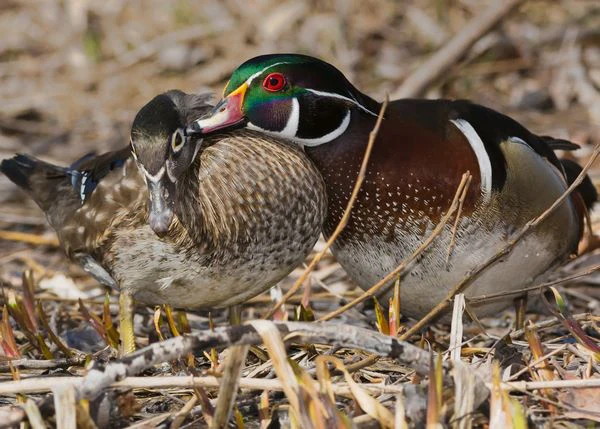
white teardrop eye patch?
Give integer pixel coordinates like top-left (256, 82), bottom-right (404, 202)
top-left (171, 128), bottom-right (185, 153)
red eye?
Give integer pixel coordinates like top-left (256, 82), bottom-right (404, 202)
top-left (263, 72), bottom-right (286, 92)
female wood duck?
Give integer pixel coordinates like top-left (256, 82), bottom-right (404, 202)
top-left (1, 89), bottom-right (327, 353)
top-left (186, 53), bottom-right (597, 319)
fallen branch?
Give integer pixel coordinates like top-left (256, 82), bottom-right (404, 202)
top-left (74, 321), bottom-right (444, 401)
top-left (0, 357), bottom-right (85, 372)
top-left (392, 0), bottom-right (525, 98)
top-left (0, 320), bottom-right (455, 427)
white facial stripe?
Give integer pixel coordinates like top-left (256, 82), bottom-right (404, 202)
top-left (450, 119), bottom-right (492, 199)
top-left (245, 61), bottom-right (294, 87)
top-left (305, 88), bottom-right (378, 117)
top-left (280, 97), bottom-right (299, 137)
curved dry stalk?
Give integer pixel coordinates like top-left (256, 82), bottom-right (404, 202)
top-left (264, 98), bottom-right (390, 319)
top-left (509, 312), bottom-right (596, 339)
top-left (400, 142), bottom-right (600, 341)
top-left (468, 262), bottom-right (600, 304)
top-left (318, 171), bottom-right (472, 322)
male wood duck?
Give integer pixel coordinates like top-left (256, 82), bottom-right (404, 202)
top-left (1, 89), bottom-right (327, 353)
top-left (185, 53), bottom-right (597, 319)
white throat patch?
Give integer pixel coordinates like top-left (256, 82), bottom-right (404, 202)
top-left (246, 99), bottom-right (351, 147)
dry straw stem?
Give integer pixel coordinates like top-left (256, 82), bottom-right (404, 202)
top-left (392, 0), bottom-right (526, 98)
top-left (52, 384), bottom-right (76, 429)
top-left (400, 142), bottom-right (600, 341)
top-left (317, 355), bottom-right (395, 428)
top-left (0, 375), bottom-right (410, 399)
top-left (0, 230), bottom-right (59, 247)
top-left (264, 98), bottom-right (390, 319)
top-left (498, 378), bottom-right (600, 391)
top-left (249, 321), bottom-right (304, 426)
top-left (170, 395), bottom-right (198, 429)
top-left (23, 399), bottom-right (46, 429)
top-left (506, 344), bottom-right (569, 382)
top-left (319, 171), bottom-right (472, 322)
top-left (210, 345), bottom-right (249, 429)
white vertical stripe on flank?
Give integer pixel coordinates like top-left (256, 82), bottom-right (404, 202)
top-left (450, 119), bottom-right (492, 199)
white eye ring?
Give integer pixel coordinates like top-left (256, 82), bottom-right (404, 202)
top-left (171, 129), bottom-right (185, 153)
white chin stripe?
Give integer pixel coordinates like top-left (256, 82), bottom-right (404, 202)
top-left (450, 119), bottom-right (492, 199)
top-left (139, 165), bottom-right (166, 184)
top-left (247, 109), bottom-right (351, 147)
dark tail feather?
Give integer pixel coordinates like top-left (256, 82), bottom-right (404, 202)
top-left (0, 154), bottom-right (39, 191)
top-left (561, 158), bottom-right (597, 210)
top-left (1, 154), bottom-right (73, 213)
top-left (541, 136), bottom-right (581, 151)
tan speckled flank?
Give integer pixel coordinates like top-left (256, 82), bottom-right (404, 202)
top-left (53, 131), bottom-right (327, 309)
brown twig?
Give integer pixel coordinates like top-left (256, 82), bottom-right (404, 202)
top-left (264, 98), bottom-right (389, 319)
top-left (318, 172), bottom-right (472, 322)
top-left (0, 357), bottom-right (85, 372)
top-left (446, 175), bottom-right (472, 266)
top-left (391, 0), bottom-right (525, 98)
top-left (400, 142), bottom-right (600, 341)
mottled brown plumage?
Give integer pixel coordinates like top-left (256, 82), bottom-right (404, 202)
top-left (1, 91), bottom-right (327, 311)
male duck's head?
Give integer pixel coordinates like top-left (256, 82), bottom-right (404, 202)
top-left (187, 54), bottom-right (379, 146)
top-left (131, 90), bottom-right (210, 236)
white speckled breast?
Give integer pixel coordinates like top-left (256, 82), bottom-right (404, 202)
top-left (330, 139), bottom-right (580, 319)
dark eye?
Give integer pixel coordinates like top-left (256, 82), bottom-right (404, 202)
top-left (263, 73), bottom-right (286, 92)
top-left (171, 129), bottom-right (185, 153)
